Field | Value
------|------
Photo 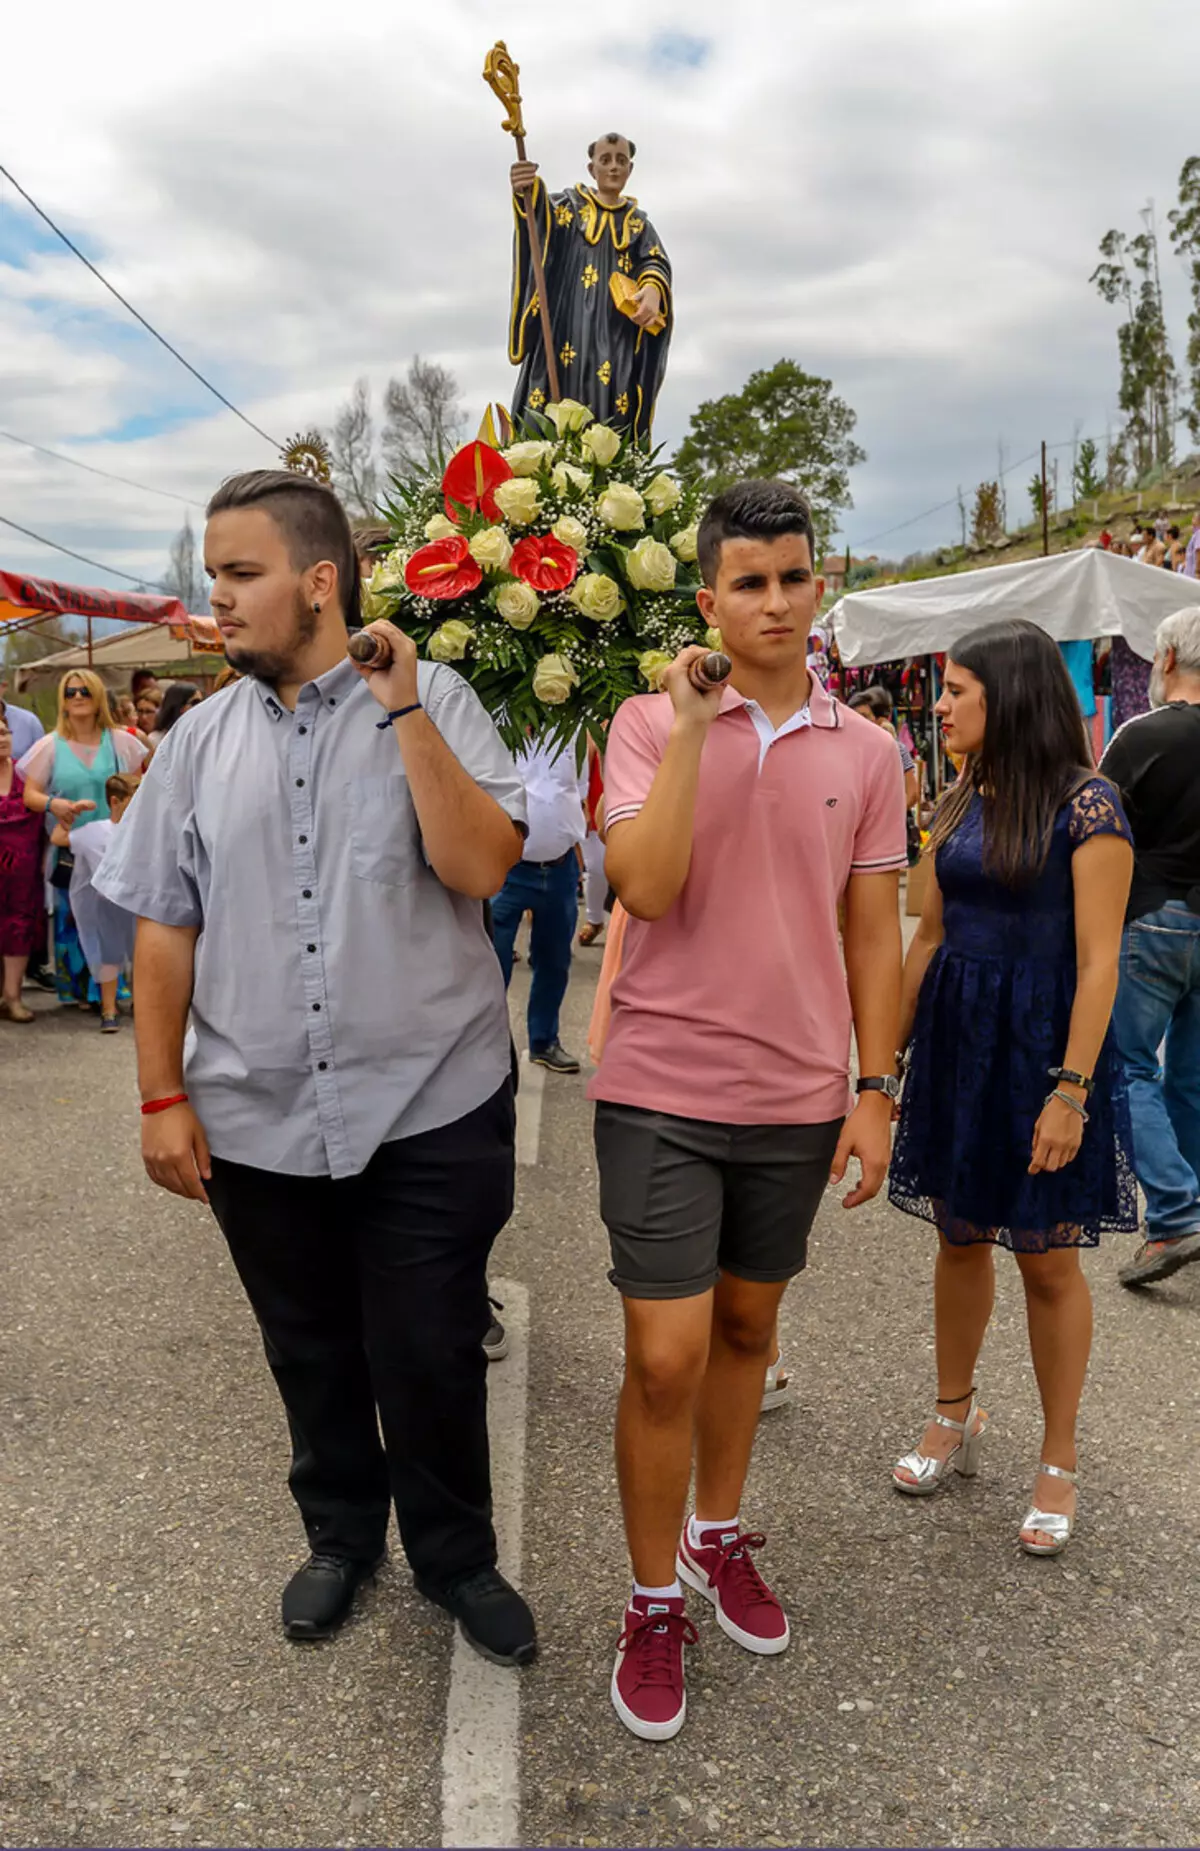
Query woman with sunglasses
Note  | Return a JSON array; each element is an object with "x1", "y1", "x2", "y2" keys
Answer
[
  {"x1": 889, "y1": 619, "x2": 1136, "y2": 1557},
  {"x1": 18, "y1": 670, "x2": 147, "y2": 1006}
]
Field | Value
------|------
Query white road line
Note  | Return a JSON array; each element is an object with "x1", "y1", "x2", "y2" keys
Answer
[
  {"x1": 514, "y1": 1053, "x2": 544, "y2": 1167},
  {"x1": 440, "y1": 1278, "x2": 530, "y2": 1849}
]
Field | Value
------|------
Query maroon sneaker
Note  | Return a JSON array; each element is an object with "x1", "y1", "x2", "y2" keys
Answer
[
  {"x1": 610, "y1": 1594, "x2": 698, "y2": 1741},
  {"x1": 676, "y1": 1523, "x2": 789, "y2": 1655}
]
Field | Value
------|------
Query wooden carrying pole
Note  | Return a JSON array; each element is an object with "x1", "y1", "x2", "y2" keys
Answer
[
  {"x1": 1041, "y1": 440, "x2": 1050, "y2": 556},
  {"x1": 483, "y1": 41, "x2": 562, "y2": 405}
]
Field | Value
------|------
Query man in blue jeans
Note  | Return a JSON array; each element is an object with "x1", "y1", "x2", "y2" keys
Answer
[
  {"x1": 491, "y1": 737, "x2": 586, "y2": 1074},
  {"x1": 1100, "y1": 606, "x2": 1200, "y2": 1286}
]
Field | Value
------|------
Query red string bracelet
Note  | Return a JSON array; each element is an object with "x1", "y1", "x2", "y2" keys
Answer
[{"x1": 141, "y1": 1094, "x2": 189, "y2": 1116}]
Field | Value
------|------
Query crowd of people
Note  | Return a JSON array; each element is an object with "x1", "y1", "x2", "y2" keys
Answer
[
  {"x1": 0, "y1": 668, "x2": 225, "y2": 1025},
  {"x1": 3, "y1": 466, "x2": 1199, "y2": 1752}
]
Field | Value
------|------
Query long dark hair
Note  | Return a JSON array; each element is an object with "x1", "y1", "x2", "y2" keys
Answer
[
  {"x1": 154, "y1": 682, "x2": 200, "y2": 736},
  {"x1": 928, "y1": 618, "x2": 1095, "y2": 886}
]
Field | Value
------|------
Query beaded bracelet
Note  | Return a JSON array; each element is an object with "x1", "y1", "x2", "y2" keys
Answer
[{"x1": 1045, "y1": 1088, "x2": 1089, "y2": 1123}]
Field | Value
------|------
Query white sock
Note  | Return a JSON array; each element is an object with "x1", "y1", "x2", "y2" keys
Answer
[
  {"x1": 689, "y1": 1513, "x2": 739, "y2": 1549},
  {"x1": 632, "y1": 1578, "x2": 682, "y2": 1603}
]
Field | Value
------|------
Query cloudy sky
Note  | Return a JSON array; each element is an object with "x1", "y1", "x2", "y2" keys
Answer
[{"x1": 3, "y1": 0, "x2": 1198, "y2": 600}]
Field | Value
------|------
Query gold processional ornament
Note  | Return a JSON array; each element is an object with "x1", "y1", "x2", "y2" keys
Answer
[
  {"x1": 482, "y1": 42, "x2": 526, "y2": 141},
  {"x1": 280, "y1": 432, "x2": 332, "y2": 481}
]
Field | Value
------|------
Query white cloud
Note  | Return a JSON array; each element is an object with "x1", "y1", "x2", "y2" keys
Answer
[{"x1": 2, "y1": 0, "x2": 1198, "y2": 593}]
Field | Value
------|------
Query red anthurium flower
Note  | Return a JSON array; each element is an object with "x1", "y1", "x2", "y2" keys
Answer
[
  {"x1": 442, "y1": 441, "x2": 513, "y2": 523},
  {"x1": 510, "y1": 533, "x2": 580, "y2": 592},
  {"x1": 404, "y1": 537, "x2": 483, "y2": 600}
]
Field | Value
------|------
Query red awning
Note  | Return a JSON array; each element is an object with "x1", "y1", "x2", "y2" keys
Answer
[{"x1": 0, "y1": 571, "x2": 189, "y2": 630}]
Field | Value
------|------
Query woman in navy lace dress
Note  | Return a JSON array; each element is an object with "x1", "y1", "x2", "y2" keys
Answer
[{"x1": 889, "y1": 619, "x2": 1136, "y2": 1556}]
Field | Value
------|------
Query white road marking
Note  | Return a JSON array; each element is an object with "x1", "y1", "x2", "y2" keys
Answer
[
  {"x1": 514, "y1": 1053, "x2": 544, "y2": 1168},
  {"x1": 440, "y1": 1278, "x2": 530, "y2": 1849}
]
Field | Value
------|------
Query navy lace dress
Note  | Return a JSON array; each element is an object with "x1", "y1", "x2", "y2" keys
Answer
[{"x1": 889, "y1": 779, "x2": 1137, "y2": 1251}]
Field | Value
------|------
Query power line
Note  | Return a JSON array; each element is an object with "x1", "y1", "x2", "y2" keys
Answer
[
  {"x1": 0, "y1": 511, "x2": 170, "y2": 591},
  {"x1": 0, "y1": 429, "x2": 198, "y2": 507},
  {"x1": 850, "y1": 430, "x2": 1124, "y2": 552},
  {"x1": 0, "y1": 161, "x2": 281, "y2": 451}
]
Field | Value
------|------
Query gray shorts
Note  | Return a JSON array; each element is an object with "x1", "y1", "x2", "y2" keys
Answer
[{"x1": 594, "y1": 1102, "x2": 843, "y2": 1301}]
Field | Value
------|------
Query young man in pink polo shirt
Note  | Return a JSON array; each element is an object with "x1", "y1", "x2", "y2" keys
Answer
[{"x1": 592, "y1": 478, "x2": 905, "y2": 1741}]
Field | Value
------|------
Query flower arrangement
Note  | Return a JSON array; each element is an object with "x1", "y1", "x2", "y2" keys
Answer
[{"x1": 364, "y1": 401, "x2": 711, "y2": 753}]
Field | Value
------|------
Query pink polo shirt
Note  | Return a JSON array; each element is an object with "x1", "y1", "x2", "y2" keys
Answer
[{"x1": 589, "y1": 677, "x2": 907, "y2": 1126}]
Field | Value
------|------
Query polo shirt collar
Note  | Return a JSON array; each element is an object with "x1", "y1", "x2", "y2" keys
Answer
[
  {"x1": 252, "y1": 654, "x2": 359, "y2": 722},
  {"x1": 717, "y1": 671, "x2": 841, "y2": 730}
]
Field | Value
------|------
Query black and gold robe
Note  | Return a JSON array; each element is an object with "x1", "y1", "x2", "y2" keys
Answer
[{"x1": 509, "y1": 181, "x2": 673, "y2": 441}]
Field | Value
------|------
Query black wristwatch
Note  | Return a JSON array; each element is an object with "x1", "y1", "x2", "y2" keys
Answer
[{"x1": 857, "y1": 1075, "x2": 902, "y2": 1101}]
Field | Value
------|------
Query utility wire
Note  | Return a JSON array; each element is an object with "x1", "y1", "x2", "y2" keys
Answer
[
  {"x1": 850, "y1": 430, "x2": 1124, "y2": 552},
  {"x1": 0, "y1": 161, "x2": 280, "y2": 451},
  {"x1": 0, "y1": 511, "x2": 170, "y2": 592},
  {"x1": 0, "y1": 429, "x2": 198, "y2": 507}
]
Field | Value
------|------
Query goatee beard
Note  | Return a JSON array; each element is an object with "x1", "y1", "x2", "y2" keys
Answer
[{"x1": 225, "y1": 592, "x2": 320, "y2": 686}]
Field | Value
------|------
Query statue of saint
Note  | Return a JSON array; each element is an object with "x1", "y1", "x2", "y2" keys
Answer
[{"x1": 508, "y1": 132, "x2": 672, "y2": 440}]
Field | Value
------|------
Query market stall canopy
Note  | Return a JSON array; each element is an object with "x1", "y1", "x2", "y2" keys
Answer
[
  {"x1": 13, "y1": 623, "x2": 218, "y2": 693},
  {"x1": 828, "y1": 548, "x2": 1193, "y2": 667},
  {"x1": 0, "y1": 571, "x2": 189, "y2": 630}
]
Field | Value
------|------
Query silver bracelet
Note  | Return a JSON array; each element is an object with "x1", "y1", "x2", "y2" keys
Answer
[{"x1": 1046, "y1": 1087, "x2": 1089, "y2": 1123}]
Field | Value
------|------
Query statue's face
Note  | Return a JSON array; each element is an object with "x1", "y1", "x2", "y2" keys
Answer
[{"x1": 588, "y1": 137, "x2": 633, "y2": 196}]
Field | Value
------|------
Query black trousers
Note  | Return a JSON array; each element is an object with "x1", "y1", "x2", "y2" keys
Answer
[{"x1": 206, "y1": 1080, "x2": 515, "y2": 1584}]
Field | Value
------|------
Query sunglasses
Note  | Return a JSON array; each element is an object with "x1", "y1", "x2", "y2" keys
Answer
[{"x1": 64, "y1": 687, "x2": 93, "y2": 699}]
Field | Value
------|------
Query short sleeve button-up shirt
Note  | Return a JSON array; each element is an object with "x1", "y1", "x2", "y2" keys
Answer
[{"x1": 95, "y1": 657, "x2": 527, "y2": 1178}]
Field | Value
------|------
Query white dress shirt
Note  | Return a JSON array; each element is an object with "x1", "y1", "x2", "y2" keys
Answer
[{"x1": 519, "y1": 740, "x2": 588, "y2": 863}]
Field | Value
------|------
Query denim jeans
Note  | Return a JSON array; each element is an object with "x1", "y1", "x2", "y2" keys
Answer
[
  {"x1": 1111, "y1": 901, "x2": 1200, "y2": 1239},
  {"x1": 490, "y1": 851, "x2": 579, "y2": 1052}
]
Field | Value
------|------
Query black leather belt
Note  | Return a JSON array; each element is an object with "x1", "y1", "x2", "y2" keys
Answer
[{"x1": 525, "y1": 848, "x2": 576, "y2": 869}]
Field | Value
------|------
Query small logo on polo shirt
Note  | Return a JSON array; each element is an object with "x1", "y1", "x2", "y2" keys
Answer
[{"x1": 826, "y1": 797, "x2": 838, "y2": 807}]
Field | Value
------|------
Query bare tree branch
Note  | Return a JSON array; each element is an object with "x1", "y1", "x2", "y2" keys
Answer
[{"x1": 382, "y1": 356, "x2": 466, "y2": 479}]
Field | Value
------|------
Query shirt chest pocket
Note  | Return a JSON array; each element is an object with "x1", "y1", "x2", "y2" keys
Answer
[{"x1": 345, "y1": 775, "x2": 422, "y2": 886}]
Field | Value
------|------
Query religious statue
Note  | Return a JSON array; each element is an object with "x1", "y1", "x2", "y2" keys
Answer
[{"x1": 507, "y1": 132, "x2": 673, "y2": 441}]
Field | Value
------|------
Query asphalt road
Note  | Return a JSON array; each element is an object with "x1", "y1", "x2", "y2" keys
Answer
[{"x1": 3, "y1": 942, "x2": 1199, "y2": 1850}]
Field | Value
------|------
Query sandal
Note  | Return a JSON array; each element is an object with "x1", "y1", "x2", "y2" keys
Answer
[
  {"x1": 578, "y1": 922, "x2": 604, "y2": 947},
  {"x1": 892, "y1": 1389, "x2": 988, "y2": 1496},
  {"x1": 1019, "y1": 1462, "x2": 1077, "y2": 1556}
]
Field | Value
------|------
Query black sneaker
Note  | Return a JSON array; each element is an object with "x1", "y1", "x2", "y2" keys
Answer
[
  {"x1": 281, "y1": 1550, "x2": 385, "y2": 1641},
  {"x1": 30, "y1": 963, "x2": 57, "y2": 993},
  {"x1": 483, "y1": 1296, "x2": 509, "y2": 1362},
  {"x1": 529, "y1": 1040, "x2": 580, "y2": 1075},
  {"x1": 415, "y1": 1565, "x2": 537, "y2": 1667}
]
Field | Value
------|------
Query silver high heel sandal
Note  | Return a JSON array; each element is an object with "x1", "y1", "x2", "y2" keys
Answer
[
  {"x1": 1019, "y1": 1462, "x2": 1077, "y2": 1556},
  {"x1": 892, "y1": 1391, "x2": 989, "y2": 1496}
]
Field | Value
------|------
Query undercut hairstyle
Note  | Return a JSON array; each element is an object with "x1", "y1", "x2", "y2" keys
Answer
[
  {"x1": 206, "y1": 470, "x2": 361, "y2": 629},
  {"x1": 106, "y1": 772, "x2": 141, "y2": 806},
  {"x1": 927, "y1": 618, "x2": 1097, "y2": 888},
  {"x1": 697, "y1": 479, "x2": 817, "y2": 587},
  {"x1": 588, "y1": 132, "x2": 636, "y2": 159},
  {"x1": 849, "y1": 685, "x2": 894, "y2": 721}
]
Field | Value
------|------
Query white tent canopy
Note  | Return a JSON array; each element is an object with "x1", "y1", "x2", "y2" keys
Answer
[
  {"x1": 829, "y1": 547, "x2": 1195, "y2": 667},
  {"x1": 14, "y1": 624, "x2": 216, "y2": 693}
]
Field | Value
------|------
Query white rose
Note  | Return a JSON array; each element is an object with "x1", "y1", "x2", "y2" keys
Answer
[
  {"x1": 467, "y1": 525, "x2": 513, "y2": 572},
  {"x1": 545, "y1": 398, "x2": 594, "y2": 435},
  {"x1": 637, "y1": 650, "x2": 674, "y2": 691},
  {"x1": 624, "y1": 536, "x2": 677, "y2": 593},
  {"x1": 531, "y1": 652, "x2": 580, "y2": 704},
  {"x1": 581, "y1": 423, "x2": 622, "y2": 467},
  {"x1": 427, "y1": 619, "x2": 474, "y2": 662},
  {"x1": 503, "y1": 440, "x2": 553, "y2": 477},
  {"x1": 596, "y1": 482, "x2": 646, "y2": 532},
  {"x1": 670, "y1": 524, "x2": 699, "y2": 563},
  {"x1": 644, "y1": 472, "x2": 682, "y2": 516},
  {"x1": 492, "y1": 477, "x2": 542, "y2": 525},
  {"x1": 373, "y1": 546, "x2": 407, "y2": 589},
  {"x1": 495, "y1": 580, "x2": 540, "y2": 630},
  {"x1": 551, "y1": 514, "x2": 589, "y2": 553},
  {"x1": 551, "y1": 461, "x2": 592, "y2": 497},
  {"x1": 705, "y1": 626, "x2": 724, "y2": 652},
  {"x1": 425, "y1": 513, "x2": 457, "y2": 541},
  {"x1": 568, "y1": 572, "x2": 626, "y2": 623}
]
